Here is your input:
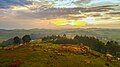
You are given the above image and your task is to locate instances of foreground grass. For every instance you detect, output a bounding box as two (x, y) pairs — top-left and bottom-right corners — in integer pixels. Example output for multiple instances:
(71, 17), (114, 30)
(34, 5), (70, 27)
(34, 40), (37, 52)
(0, 42), (120, 67)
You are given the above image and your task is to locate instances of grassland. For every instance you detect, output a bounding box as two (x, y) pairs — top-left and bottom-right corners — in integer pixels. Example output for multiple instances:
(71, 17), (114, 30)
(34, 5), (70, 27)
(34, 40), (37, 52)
(0, 41), (120, 67)
(0, 36), (9, 43)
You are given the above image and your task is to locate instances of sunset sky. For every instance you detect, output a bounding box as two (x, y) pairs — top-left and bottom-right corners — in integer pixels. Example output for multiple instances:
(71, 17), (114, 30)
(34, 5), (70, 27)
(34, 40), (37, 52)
(0, 0), (120, 29)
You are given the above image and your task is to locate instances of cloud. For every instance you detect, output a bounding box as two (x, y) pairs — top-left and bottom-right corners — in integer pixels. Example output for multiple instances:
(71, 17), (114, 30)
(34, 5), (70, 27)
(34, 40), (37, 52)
(96, 17), (111, 20)
(0, 0), (32, 8)
(86, 0), (120, 7)
(107, 12), (120, 15)
(12, 5), (116, 20)
(0, 0), (120, 29)
(1, 0), (120, 9)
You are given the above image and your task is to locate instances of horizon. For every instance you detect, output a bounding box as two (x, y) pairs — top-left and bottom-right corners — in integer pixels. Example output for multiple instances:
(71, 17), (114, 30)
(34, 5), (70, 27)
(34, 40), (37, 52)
(0, 0), (120, 29)
(0, 27), (120, 30)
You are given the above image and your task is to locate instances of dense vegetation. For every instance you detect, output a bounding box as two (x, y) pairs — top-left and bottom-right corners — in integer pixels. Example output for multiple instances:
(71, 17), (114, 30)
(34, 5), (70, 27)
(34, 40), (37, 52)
(42, 34), (120, 57)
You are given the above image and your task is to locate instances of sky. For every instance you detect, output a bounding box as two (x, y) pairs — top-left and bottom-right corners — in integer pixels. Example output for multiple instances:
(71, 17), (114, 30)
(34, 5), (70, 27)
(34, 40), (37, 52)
(0, 0), (120, 29)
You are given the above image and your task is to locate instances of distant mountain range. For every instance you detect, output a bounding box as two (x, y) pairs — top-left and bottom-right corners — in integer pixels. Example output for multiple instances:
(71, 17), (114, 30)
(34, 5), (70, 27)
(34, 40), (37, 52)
(0, 28), (120, 44)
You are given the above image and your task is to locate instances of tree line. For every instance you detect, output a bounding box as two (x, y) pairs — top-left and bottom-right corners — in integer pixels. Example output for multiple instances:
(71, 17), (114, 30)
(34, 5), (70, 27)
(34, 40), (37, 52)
(0, 35), (31, 46)
(42, 34), (120, 57)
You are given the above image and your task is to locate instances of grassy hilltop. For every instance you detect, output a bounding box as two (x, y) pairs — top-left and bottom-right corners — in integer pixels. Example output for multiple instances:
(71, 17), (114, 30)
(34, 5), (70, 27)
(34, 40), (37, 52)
(0, 41), (120, 67)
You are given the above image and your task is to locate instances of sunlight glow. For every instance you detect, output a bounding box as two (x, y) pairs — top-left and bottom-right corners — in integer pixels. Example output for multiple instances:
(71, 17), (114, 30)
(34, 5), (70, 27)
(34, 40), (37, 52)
(11, 6), (29, 10)
(51, 18), (87, 26)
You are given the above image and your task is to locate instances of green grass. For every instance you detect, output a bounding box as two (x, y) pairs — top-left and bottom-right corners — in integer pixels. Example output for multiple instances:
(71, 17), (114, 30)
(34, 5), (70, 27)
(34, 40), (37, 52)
(110, 34), (120, 39)
(0, 42), (120, 67)
(0, 36), (9, 43)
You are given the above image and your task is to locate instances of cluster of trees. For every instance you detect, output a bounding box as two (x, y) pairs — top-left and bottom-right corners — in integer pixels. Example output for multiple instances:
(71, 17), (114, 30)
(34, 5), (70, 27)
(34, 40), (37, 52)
(42, 34), (120, 57)
(1, 35), (31, 46)
(13, 35), (31, 44)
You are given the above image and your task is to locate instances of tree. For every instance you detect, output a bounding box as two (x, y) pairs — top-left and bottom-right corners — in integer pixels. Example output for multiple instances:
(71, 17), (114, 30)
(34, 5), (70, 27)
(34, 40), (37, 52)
(13, 36), (21, 45)
(22, 35), (31, 44)
(73, 35), (80, 44)
(1, 38), (14, 46)
(74, 35), (80, 40)
(106, 40), (120, 56)
(62, 34), (67, 38)
(41, 35), (120, 57)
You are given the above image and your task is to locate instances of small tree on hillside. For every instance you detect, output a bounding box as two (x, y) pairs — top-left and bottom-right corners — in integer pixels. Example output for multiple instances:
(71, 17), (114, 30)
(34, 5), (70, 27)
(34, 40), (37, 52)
(22, 35), (31, 44)
(13, 36), (21, 45)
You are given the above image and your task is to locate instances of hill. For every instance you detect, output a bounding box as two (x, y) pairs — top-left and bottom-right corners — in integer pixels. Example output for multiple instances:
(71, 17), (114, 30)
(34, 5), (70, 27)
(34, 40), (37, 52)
(0, 41), (120, 67)
(0, 28), (120, 43)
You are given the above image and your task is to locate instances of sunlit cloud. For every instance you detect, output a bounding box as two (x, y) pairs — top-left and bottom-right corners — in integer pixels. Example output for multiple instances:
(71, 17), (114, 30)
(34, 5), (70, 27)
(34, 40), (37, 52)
(11, 6), (29, 10)
(86, 0), (120, 7)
